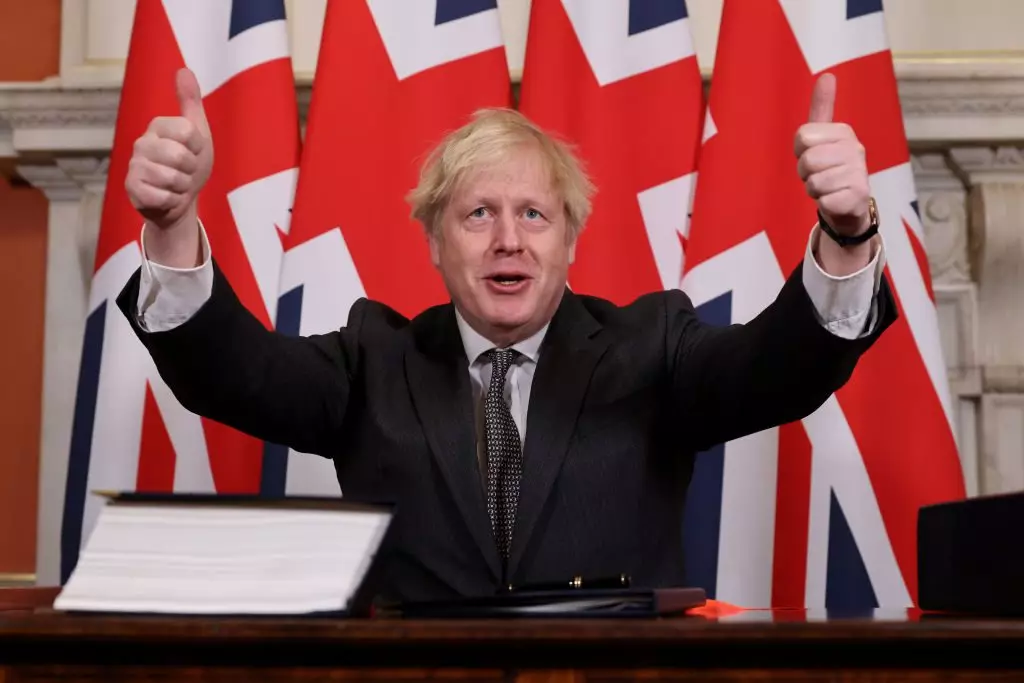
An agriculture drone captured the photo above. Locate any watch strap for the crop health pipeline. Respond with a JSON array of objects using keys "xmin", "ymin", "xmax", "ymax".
[{"xmin": 817, "ymin": 198, "xmax": 879, "ymax": 247}]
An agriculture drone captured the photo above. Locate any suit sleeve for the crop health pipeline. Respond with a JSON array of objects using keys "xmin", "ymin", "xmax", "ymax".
[
  {"xmin": 116, "ymin": 259, "xmax": 364, "ymax": 457},
  {"xmin": 668, "ymin": 263, "xmax": 898, "ymax": 453}
]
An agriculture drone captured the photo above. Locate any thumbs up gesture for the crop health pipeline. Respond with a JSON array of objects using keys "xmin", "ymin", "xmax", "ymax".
[
  {"xmin": 126, "ymin": 68, "xmax": 214, "ymax": 232},
  {"xmin": 794, "ymin": 73, "xmax": 871, "ymax": 238}
]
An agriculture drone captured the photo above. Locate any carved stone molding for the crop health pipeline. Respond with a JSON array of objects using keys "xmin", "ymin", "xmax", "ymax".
[
  {"xmin": 16, "ymin": 157, "xmax": 110, "ymax": 201},
  {"xmin": 897, "ymin": 62, "xmax": 1024, "ymax": 142},
  {"xmin": 950, "ymin": 147, "xmax": 1024, "ymax": 393},
  {"xmin": 911, "ymin": 153, "xmax": 971, "ymax": 284},
  {"xmin": 0, "ymin": 86, "xmax": 118, "ymax": 158}
]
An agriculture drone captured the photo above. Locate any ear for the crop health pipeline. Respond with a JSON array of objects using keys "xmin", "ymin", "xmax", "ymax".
[
  {"xmin": 428, "ymin": 232, "xmax": 441, "ymax": 268},
  {"xmin": 568, "ymin": 238, "xmax": 576, "ymax": 265}
]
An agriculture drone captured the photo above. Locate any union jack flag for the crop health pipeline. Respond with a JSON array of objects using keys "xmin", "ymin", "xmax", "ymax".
[
  {"xmin": 681, "ymin": 0, "xmax": 965, "ymax": 609},
  {"xmin": 262, "ymin": 0, "xmax": 512, "ymax": 496},
  {"xmin": 61, "ymin": 0, "xmax": 301, "ymax": 581},
  {"xmin": 518, "ymin": 0, "xmax": 704, "ymax": 303}
]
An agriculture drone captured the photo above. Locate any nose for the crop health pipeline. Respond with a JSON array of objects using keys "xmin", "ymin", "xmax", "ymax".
[{"xmin": 492, "ymin": 209, "xmax": 522, "ymax": 253}]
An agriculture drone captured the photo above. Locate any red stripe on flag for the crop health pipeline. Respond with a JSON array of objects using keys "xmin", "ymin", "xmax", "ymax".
[
  {"xmin": 772, "ymin": 421, "xmax": 812, "ymax": 608},
  {"xmin": 201, "ymin": 418, "xmax": 263, "ymax": 494},
  {"xmin": 519, "ymin": 0, "xmax": 704, "ymax": 304},
  {"xmin": 136, "ymin": 382, "xmax": 176, "ymax": 492}
]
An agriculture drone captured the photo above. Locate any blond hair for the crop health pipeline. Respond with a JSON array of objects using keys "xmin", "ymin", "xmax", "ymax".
[{"xmin": 407, "ymin": 108, "xmax": 595, "ymax": 240}]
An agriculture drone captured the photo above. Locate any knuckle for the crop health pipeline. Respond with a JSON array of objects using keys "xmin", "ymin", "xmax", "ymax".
[
  {"xmin": 155, "ymin": 163, "xmax": 176, "ymax": 187},
  {"xmin": 169, "ymin": 144, "xmax": 190, "ymax": 169},
  {"xmin": 806, "ymin": 175, "xmax": 822, "ymax": 197}
]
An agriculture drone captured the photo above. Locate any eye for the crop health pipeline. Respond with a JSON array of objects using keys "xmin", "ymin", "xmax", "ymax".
[
  {"xmin": 525, "ymin": 208, "xmax": 543, "ymax": 220},
  {"xmin": 469, "ymin": 207, "xmax": 488, "ymax": 219}
]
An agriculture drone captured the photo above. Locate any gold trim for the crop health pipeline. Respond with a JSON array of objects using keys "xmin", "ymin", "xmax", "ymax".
[{"xmin": 0, "ymin": 573, "xmax": 36, "ymax": 586}]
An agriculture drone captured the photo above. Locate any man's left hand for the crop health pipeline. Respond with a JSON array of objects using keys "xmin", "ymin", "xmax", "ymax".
[{"xmin": 795, "ymin": 73, "xmax": 875, "ymax": 275}]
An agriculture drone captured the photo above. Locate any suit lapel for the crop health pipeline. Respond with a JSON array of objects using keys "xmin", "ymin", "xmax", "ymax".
[
  {"xmin": 405, "ymin": 306, "xmax": 501, "ymax": 581},
  {"xmin": 508, "ymin": 291, "xmax": 609, "ymax": 580}
]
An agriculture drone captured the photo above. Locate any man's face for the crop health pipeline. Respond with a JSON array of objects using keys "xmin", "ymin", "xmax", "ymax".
[{"xmin": 429, "ymin": 145, "xmax": 576, "ymax": 346}]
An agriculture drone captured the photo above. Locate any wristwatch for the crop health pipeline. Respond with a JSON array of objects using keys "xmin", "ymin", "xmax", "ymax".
[{"xmin": 817, "ymin": 196, "xmax": 879, "ymax": 247}]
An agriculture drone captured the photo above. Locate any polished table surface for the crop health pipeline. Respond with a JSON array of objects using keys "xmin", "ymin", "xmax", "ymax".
[{"xmin": 1, "ymin": 591, "xmax": 1023, "ymax": 681}]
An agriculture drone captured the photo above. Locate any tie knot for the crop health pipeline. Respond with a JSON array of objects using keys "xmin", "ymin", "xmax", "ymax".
[
  {"xmin": 485, "ymin": 348, "xmax": 517, "ymax": 387},
  {"xmin": 487, "ymin": 347, "xmax": 517, "ymax": 373}
]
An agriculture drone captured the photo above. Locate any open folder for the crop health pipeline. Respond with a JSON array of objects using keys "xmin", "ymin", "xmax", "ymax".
[{"xmin": 379, "ymin": 586, "xmax": 706, "ymax": 618}]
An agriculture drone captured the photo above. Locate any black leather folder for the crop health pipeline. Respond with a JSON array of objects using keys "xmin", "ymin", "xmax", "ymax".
[
  {"xmin": 918, "ymin": 491, "xmax": 1024, "ymax": 615},
  {"xmin": 379, "ymin": 586, "xmax": 706, "ymax": 619}
]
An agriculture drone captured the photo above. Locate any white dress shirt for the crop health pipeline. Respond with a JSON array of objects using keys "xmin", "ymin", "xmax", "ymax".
[
  {"xmin": 136, "ymin": 222, "xmax": 886, "ymax": 475},
  {"xmin": 454, "ymin": 308, "xmax": 546, "ymax": 481}
]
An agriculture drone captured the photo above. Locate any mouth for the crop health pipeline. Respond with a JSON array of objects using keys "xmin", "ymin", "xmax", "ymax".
[{"xmin": 483, "ymin": 272, "xmax": 532, "ymax": 292}]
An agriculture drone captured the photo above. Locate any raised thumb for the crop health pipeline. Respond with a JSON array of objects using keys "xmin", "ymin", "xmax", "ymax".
[
  {"xmin": 175, "ymin": 68, "xmax": 209, "ymax": 135},
  {"xmin": 808, "ymin": 72, "xmax": 836, "ymax": 124}
]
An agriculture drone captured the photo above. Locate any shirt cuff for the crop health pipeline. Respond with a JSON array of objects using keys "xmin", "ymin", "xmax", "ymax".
[
  {"xmin": 801, "ymin": 225, "xmax": 886, "ymax": 340},
  {"xmin": 136, "ymin": 221, "xmax": 214, "ymax": 333}
]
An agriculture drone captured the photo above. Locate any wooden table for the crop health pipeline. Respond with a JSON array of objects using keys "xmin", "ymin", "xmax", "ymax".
[{"xmin": 2, "ymin": 600, "xmax": 1024, "ymax": 682}]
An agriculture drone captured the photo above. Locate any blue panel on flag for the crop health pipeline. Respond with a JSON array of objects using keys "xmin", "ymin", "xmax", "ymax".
[
  {"xmin": 846, "ymin": 0, "xmax": 883, "ymax": 19},
  {"xmin": 435, "ymin": 0, "xmax": 497, "ymax": 25},
  {"xmin": 260, "ymin": 286, "xmax": 305, "ymax": 497},
  {"xmin": 680, "ymin": 291, "xmax": 732, "ymax": 598},
  {"xmin": 911, "ymin": 200, "xmax": 921, "ymax": 220},
  {"xmin": 825, "ymin": 490, "xmax": 879, "ymax": 611},
  {"xmin": 61, "ymin": 303, "xmax": 107, "ymax": 583},
  {"xmin": 229, "ymin": 0, "xmax": 286, "ymax": 39},
  {"xmin": 682, "ymin": 442, "xmax": 724, "ymax": 597},
  {"xmin": 628, "ymin": 0, "xmax": 687, "ymax": 36}
]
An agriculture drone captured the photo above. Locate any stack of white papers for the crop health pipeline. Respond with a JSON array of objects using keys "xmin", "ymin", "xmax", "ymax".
[{"xmin": 54, "ymin": 495, "xmax": 392, "ymax": 616}]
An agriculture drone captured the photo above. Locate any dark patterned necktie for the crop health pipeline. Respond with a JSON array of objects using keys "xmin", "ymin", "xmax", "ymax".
[{"xmin": 483, "ymin": 348, "xmax": 522, "ymax": 562}]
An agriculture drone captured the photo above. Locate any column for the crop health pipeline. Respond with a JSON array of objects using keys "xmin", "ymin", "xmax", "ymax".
[
  {"xmin": 913, "ymin": 153, "xmax": 980, "ymax": 496},
  {"xmin": 950, "ymin": 147, "xmax": 1024, "ymax": 495},
  {"xmin": 16, "ymin": 158, "xmax": 107, "ymax": 587}
]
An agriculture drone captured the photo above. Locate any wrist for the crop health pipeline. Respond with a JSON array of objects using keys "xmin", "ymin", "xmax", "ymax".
[
  {"xmin": 814, "ymin": 227, "xmax": 876, "ymax": 277},
  {"xmin": 143, "ymin": 207, "xmax": 203, "ymax": 268}
]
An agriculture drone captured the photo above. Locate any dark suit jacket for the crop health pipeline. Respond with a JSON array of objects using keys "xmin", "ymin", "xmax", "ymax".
[{"xmin": 117, "ymin": 262, "xmax": 896, "ymax": 603}]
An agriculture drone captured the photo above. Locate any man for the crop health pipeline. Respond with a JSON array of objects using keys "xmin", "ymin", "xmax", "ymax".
[{"xmin": 119, "ymin": 68, "xmax": 894, "ymax": 603}]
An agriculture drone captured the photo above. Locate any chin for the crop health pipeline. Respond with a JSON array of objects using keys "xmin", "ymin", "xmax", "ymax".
[{"xmin": 480, "ymin": 302, "xmax": 535, "ymax": 331}]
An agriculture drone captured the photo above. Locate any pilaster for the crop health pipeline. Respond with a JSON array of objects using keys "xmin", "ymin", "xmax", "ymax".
[
  {"xmin": 16, "ymin": 158, "xmax": 108, "ymax": 588},
  {"xmin": 950, "ymin": 146, "xmax": 1024, "ymax": 494}
]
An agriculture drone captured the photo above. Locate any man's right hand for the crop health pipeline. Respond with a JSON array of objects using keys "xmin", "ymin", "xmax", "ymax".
[{"xmin": 126, "ymin": 68, "xmax": 213, "ymax": 267}]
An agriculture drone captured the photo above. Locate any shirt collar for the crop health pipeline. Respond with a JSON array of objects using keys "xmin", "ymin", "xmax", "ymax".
[{"xmin": 454, "ymin": 307, "xmax": 548, "ymax": 365}]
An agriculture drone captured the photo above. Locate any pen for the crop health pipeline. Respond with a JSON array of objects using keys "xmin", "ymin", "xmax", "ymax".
[{"xmin": 506, "ymin": 573, "xmax": 631, "ymax": 592}]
